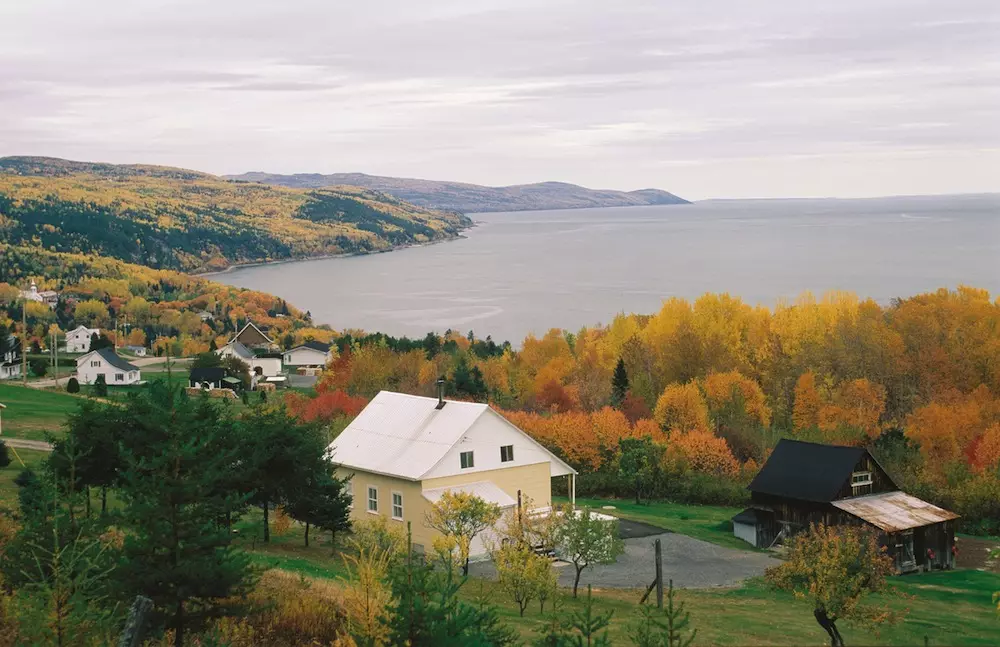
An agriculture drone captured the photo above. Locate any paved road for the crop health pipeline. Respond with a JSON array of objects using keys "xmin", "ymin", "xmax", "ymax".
[
  {"xmin": 3, "ymin": 437, "xmax": 53, "ymax": 452},
  {"xmin": 470, "ymin": 532, "xmax": 780, "ymax": 590}
]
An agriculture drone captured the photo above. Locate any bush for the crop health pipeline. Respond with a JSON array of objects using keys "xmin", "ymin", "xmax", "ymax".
[
  {"xmin": 66, "ymin": 377, "xmax": 80, "ymax": 393},
  {"xmin": 0, "ymin": 441, "xmax": 10, "ymax": 469},
  {"xmin": 28, "ymin": 359, "xmax": 46, "ymax": 378}
]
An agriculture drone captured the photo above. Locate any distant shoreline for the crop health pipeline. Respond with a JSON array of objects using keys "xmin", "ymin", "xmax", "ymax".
[{"xmin": 194, "ymin": 227, "xmax": 473, "ymax": 278}]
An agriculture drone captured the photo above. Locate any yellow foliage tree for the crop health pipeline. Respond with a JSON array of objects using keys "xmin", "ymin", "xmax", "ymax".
[{"xmin": 653, "ymin": 382, "xmax": 709, "ymax": 433}]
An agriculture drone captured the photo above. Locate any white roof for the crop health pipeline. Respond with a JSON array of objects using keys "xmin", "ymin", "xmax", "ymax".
[
  {"xmin": 329, "ymin": 391, "xmax": 489, "ymax": 480},
  {"xmin": 422, "ymin": 481, "xmax": 516, "ymax": 508},
  {"xmin": 832, "ymin": 491, "xmax": 959, "ymax": 533}
]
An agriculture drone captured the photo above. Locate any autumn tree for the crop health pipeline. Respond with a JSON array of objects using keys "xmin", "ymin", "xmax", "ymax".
[
  {"xmin": 653, "ymin": 382, "xmax": 709, "ymax": 433},
  {"xmin": 424, "ymin": 491, "xmax": 502, "ymax": 576},
  {"xmin": 492, "ymin": 541, "xmax": 554, "ymax": 617},
  {"xmin": 73, "ymin": 300, "xmax": 110, "ymax": 328},
  {"xmin": 793, "ymin": 371, "xmax": 822, "ymax": 432},
  {"xmin": 554, "ymin": 507, "xmax": 624, "ymax": 597},
  {"xmin": 766, "ymin": 523, "xmax": 900, "ymax": 646}
]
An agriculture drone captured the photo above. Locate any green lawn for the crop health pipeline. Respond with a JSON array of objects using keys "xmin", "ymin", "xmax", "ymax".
[
  {"xmin": 0, "ymin": 383, "xmax": 83, "ymax": 440},
  {"xmin": 562, "ymin": 496, "xmax": 751, "ymax": 551},
  {"xmin": 0, "ymin": 448, "xmax": 48, "ymax": 509}
]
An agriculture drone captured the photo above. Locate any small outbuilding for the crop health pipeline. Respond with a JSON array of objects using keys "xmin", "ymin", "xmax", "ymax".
[
  {"xmin": 283, "ymin": 341, "xmax": 332, "ymax": 368},
  {"xmin": 736, "ymin": 439, "xmax": 958, "ymax": 573},
  {"xmin": 189, "ymin": 367, "xmax": 227, "ymax": 390}
]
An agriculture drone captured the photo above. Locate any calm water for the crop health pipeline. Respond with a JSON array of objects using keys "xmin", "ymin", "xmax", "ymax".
[{"xmin": 215, "ymin": 195, "xmax": 1000, "ymax": 343}]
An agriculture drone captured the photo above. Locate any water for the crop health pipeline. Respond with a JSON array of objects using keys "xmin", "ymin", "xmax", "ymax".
[{"xmin": 214, "ymin": 194, "xmax": 1000, "ymax": 343}]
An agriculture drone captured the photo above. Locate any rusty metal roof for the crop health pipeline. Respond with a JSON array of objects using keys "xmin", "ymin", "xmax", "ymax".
[{"xmin": 832, "ymin": 491, "xmax": 959, "ymax": 532}]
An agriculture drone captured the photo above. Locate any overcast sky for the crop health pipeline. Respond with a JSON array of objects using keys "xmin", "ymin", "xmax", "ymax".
[{"xmin": 2, "ymin": 0, "xmax": 998, "ymax": 199}]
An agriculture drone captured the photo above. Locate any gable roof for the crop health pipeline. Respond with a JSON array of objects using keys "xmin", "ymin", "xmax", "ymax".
[
  {"xmin": 292, "ymin": 340, "xmax": 331, "ymax": 353},
  {"xmin": 832, "ymin": 491, "xmax": 958, "ymax": 532},
  {"xmin": 748, "ymin": 439, "xmax": 886, "ymax": 503},
  {"xmin": 67, "ymin": 325, "xmax": 97, "ymax": 336},
  {"xmin": 77, "ymin": 347, "xmax": 140, "ymax": 372},
  {"xmin": 219, "ymin": 341, "xmax": 254, "ymax": 360},
  {"xmin": 328, "ymin": 391, "xmax": 575, "ymax": 481},
  {"xmin": 230, "ymin": 320, "xmax": 273, "ymax": 345}
]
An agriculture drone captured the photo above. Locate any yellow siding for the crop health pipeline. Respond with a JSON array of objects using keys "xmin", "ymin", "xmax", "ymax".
[
  {"xmin": 337, "ymin": 462, "xmax": 556, "ymax": 554},
  {"xmin": 421, "ymin": 462, "xmax": 553, "ymax": 511},
  {"xmin": 335, "ymin": 468, "xmax": 437, "ymax": 551}
]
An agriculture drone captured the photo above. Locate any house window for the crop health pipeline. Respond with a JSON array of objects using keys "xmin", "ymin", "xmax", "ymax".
[
  {"xmin": 460, "ymin": 451, "xmax": 475, "ymax": 469},
  {"xmin": 346, "ymin": 478, "xmax": 354, "ymax": 509},
  {"xmin": 115, "ymin": 373, "xmax": 124, "ymax": 382},
  {"xmin": 367, "ymin": 486, "xmax": 378, "ymax": 513},
  {"xmin": 500, "ymin": 445, "xmax": 514, "ymax": 463},
  {"xmin": 392, "ymin": 492, "xmax": 403, "ymax": 520},
  {"xmin": 91, "ymin": 361, "xmax": 101, "ymax": 367}
]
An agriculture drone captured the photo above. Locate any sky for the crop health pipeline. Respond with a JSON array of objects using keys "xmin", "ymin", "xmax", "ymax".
[{"xmin": 1, "ymin": 0, "xmax": 998, "ymax": 200}]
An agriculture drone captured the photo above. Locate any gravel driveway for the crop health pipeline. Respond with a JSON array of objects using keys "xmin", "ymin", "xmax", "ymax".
[{"xmin": 470, "ymin": 531, "xmax": 780, "ymax": 590}]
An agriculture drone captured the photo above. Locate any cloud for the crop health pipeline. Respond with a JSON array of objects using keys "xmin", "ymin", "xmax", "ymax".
[{"xmin": 0, "ymin": 0, "xmax": 997, "ymax": 198}]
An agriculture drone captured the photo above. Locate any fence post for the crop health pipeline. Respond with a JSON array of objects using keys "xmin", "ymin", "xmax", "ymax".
[
  {"xmin": 655, "ymin": 538, "xmax": 663, "ymax": 609},
  {"xmin": 117, "ymin": 595, "xmax": 153, "ymax": 647}
]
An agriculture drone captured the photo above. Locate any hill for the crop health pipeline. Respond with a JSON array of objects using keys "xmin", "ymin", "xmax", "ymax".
[
  {"xmin": 226, "ymin": 171, "xmax": 690, "ymax": 213},
  {"xmin": 0, "ymin": 156, "xmax": 471, "ymax": 273}
]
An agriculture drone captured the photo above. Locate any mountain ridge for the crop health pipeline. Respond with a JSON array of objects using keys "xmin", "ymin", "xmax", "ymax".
[{"xmin": 225, "ymin": 171, "xmax": 689, "ymax": 213}]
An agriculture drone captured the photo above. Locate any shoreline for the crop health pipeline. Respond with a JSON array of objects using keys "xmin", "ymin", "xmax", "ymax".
[{"xmin": 194, "ymin": 224, "xmax": 475, "ymax": 278}]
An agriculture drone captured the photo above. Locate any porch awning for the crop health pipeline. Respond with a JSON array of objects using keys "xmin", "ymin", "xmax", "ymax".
[
  {"xmin": 832, "ymin": 491, "xmax": 959, "ymax": 533},
  {"xmin": 422, "ymin": 481, "xmax": 517, "ymax": 508}
]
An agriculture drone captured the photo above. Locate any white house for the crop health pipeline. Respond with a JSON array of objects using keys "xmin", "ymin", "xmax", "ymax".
[
  {"xmin": 1, "ymin": 335, "xmax": 21, "ymax": 381},
  {"xmin": 75, "ymin": 348, "xmax": 141, "ymax": 385},
  {"xmin": 217, "ymin": 340, "xmax": 282, "ymax": 379},
  {"xmin": 328, "ymin": 389, "xmax": 577, "ymax": 559},
  {"xmin": 283, "ymin": 341, "xmax": 333, "ymax": 368},
  {"xmin": 65, "ymin": 325, "xmax": 100, "ymax": 354}
]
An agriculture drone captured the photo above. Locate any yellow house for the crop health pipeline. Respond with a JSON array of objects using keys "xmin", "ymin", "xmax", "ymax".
[{"xmin": 328, "ymin": 390, "xmax": 577, "ymax": 558}]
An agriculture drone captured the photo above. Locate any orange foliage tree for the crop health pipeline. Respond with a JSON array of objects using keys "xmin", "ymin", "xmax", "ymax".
[{"xmin": 653, "ymin": 382, "xmax": 709, "ymax": 433}]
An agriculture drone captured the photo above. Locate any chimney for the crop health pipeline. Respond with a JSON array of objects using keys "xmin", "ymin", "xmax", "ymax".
[{"xmin": 435, "ymin": 378, "xmax": 446, "ymax": 409}]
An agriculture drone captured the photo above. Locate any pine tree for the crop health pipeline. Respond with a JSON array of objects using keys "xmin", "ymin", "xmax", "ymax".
[
  {"xmin": 611, "ymin": 358, "xmax": 630, "ymax": 408},
  {"xmin": 565, "ymin": 585, "xmax": 613, "ymax": 646},
  {"xmin": 114, "ymin": 384, "xmax": 254, "ymax": 646},
  {"xmin": 0, "ymin": 440, "xmax": 10, "ymax": 469},
  {"xmin": 628, "ymin": 580, "xmax": 697, "ymax": 647},
  {"xmin": 285, "ymin": 472, "xmax": 351, "ymax": 550},
  {"xmin": 92, "ymin": 374, "xmax": 108, "ymax": 397}
]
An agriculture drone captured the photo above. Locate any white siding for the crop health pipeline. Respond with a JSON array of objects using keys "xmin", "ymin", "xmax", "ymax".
[
  {"xmin": 249, "ymin": 357, "xmax": 282, "ymax": 377},
  {"xmin": 734, "ymin": 522, "xmax": 757, "ymax": 546},
  {"xmin": 283, "ymin": 347, "xmax": 328, "ymax": 366},
  {"xmin": 421, "ymin": 409, "xmax": 571, "ymax": 480}
]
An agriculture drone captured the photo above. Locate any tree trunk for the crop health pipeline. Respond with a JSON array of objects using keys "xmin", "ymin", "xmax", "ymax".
[
  {"xmin": 173, "ymin": 600, "xmax": 184, "ymax": 647},
  {"xmin": 462, "ymin": 557, "xmax": 470, "ymax": 576},
  {"xmin": 304, "ymin": 522, "xmax": 310, "ymax": 548},
  {"xmin": 573, "ymin": 564, "xmax": 584, "ymax": 597},
  {"xmin": 85, "ymin": 486, "xmax": 91, "ymax": 518},
  {"xmin": 262, "ymin": 500, "xmax": 270, "ymax": 543},
  {"xmin": 331, "ymin": 529, "xmax": 336, "ymax": 555},
  {"xmin": 814, "ymin": 609, "xmax": 843, "ymax": 647},
  {"xmin": 101, "ymin": 487, "xmax": 107, "ymax": 515}
]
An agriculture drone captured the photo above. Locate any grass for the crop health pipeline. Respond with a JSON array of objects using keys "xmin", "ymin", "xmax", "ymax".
[
  {"xmin": 562, "ymin": 496, "xmax": 751, "ymax": 551},
  {"xmin": 0, "ymin": 448, "xmax": 48, "ymax": 509},
  {"xmin": 0, "ymin": 382, "xmax": 83, "ymax": 440}
]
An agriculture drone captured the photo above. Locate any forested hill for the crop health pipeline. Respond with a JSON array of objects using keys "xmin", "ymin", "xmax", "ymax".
[
  {"xmin": 0, "ymin": 156, "xmax": 471, "ymax": 273},
  {"xmin": 225, "ymin": 171, "xmax": 690, "ymax": 213}
]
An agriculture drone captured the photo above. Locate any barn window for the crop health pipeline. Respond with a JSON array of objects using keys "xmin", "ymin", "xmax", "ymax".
[
  {"xmin": 460, "ymin": 451, "xmax": 475, "ymax": 469},
  {"xmin": 500, "ymin": 445, "xmax": 514, "ymax": 463},
  {"xmin": 851, "ymin": 471, "xmax": 873, "ymax": 495},
  {"xmin": 392, "ymin": 492, "xmax": 403, "ymax": 520},
  {"xmin": 367, "ymin": 486, "xmax": 378, "ymax": 513}
]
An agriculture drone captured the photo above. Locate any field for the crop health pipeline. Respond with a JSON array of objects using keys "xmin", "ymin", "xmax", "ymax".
[{"xmin": 0, "ymin": 383, "xmax": 81, "ymax": 440}]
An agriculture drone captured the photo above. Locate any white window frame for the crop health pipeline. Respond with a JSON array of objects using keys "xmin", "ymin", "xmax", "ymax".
[
  {"xmin": 91, "ymin": 360, "xmax": 101, "ymax": 367},
  {"xmin": 391, "ymin": 491, "xmax": 403, "ymax": 521},
  {"xmin": 460, "ymin": 451, "xmax": 474, "ymax": 469},
  {"xmin": 500, "ymin": 445, "xmax": 514, "ymax": 463},
  {"xmin": 367, "ymin": 486, "xmax": 378, "ymax": 514},
  {"xmin": 115, "ymin": 373, "xmax": 124, "ymax": 382},
  {"xmin": 851, "ymin": 471, "xmax": 873, "ymax": 486}
]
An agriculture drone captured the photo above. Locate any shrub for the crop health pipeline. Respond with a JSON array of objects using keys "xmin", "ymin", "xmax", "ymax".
[
  {"xmin": 66, "ymin": 377, "xmax": 80, "ymax": 393},
  {"xmin": 0, "ymin": 441, "xmax": 10, "ymax": 469},
  {"xmin": 92, "ymin": 375, "xmax": 108, "ymax": 397},
  {"xmin": 28, "ymin": 359, "xmax": 47, "ymax": 378}
]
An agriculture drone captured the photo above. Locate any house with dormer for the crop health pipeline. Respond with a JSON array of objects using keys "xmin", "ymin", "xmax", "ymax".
[{"xmin": 328, "ymin": 389, "xmax": 577, "ymax": 559}]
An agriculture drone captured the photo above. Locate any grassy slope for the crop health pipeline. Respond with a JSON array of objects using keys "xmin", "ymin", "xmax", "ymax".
[
  {"xmin": 0, "ymin": 448, "xmax": 47, "ymax": 509},
  {"xmin": 565, "ymin": 496, "xmax": 750, "ymax": 551},
  {"xmin": 0, "ymin": 383, "xmax": 80, "ymax": 440}
]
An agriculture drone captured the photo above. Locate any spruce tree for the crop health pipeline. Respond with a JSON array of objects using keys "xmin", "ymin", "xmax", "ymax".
[
  {"xmin": 611, "ymin": 358, "xmax": 629, "ymax": 408},
  {"xmin": 114, "ymin": 384, "xmax": 254, "ymax": 646},
  {"xmin": 0, "ymin": 439, "xmax": 10, "ymax": 469}
]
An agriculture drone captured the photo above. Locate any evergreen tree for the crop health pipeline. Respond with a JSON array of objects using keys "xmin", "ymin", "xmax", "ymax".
[
  {"xmin": 92, "ymin": 374, "xmax": 108, "ymax": 397},
  {"xmin": 0, "ymin": 439, "xmax": 10, "ymax": 469},
  {"xmin": 57, "ymin": 399, "xmax": 124, "ymax": 515},
  {"xmin": 285, "ymin": 471, "xmax": 352, "ymax": 550},
  {"xmin": 611, "ymin": 358, "xmax": 629, "ymax": 408},
  {"xmin": 114, "ymin": 384, "xmax": 254, "ymax": 646},
  {"xmin": 565, "ymin": 585, "xmax": 613, "ymax": 646},
  {"xmin": 66, "ymin": 377, "xmax": 80, "ymax": 393},
  {"xmin": 89, "ymin": 333, "xmax": 114, "ymax": 352}
]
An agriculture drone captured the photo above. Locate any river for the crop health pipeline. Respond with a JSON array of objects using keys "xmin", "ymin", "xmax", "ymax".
[{"xmin": 213, "ymin": 194, "xmax": 1000, "ymax": 343}]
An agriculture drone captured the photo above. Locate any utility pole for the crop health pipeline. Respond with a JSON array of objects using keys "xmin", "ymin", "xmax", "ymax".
[
  {"xmin": 52, "ymin": 327, "xmax": 59, "ymax": 386},
  {"xmin": 20, "ymin": 287, "xmax": 27, "ymax": 387}
]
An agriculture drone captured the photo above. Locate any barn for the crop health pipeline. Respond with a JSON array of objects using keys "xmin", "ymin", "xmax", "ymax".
[{"xmin": 734, "ymin": 439, "xmax": 958, "ymax": 573}]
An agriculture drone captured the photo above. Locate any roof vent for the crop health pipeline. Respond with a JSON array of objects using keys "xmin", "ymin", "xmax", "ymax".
[{"xmin": 435, "ymin": 378, "xmax": 446, "ymax": 409}]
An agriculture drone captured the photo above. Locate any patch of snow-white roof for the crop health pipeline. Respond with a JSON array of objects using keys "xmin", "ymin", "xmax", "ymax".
[
  {"xmin": 422, "ymin": 481, "xmax": 516, "ymax": 507},
  {"xmin": 329, "ymin": 391, "xmax": 488, "ymax": 480},
  {"xmin": 832, "ymin": 491, "xmax": 959, "ymax": 533}
]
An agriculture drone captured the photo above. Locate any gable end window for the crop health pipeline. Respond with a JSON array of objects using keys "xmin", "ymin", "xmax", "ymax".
[
  {"xmin": 851, "ymin": 471, "xmax": 873, "ymax": 486},
  {"xmin": 500, "ymin": 445, "xmax": 514, "ymax": 463},
  {"xmin": 460, "ymin": 451, "xmax": 475, "ymax": 469},
  {"xmin": 392, "ymin": 492, "xmax": 403, "ymax": 520},
  {"xmin": 367, "ymin": 486, "xmax": 378, "ymax": 513},
  {"xmin": 91, "ymin": 361, "xmax": 101, "ymax": 367}
]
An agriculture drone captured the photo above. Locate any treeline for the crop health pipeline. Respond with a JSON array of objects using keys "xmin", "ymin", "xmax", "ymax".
[
  {"xmin": 306, "ymin": 287, "xmax": 1000, "ymax": 533},
  {"xmin": 0, "ymin": 159, "xmax": 470, "ymax": 272}
]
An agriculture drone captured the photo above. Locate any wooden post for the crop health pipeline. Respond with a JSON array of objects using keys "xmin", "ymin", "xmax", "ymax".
[
  {"xmin": 117, "ymin": 595, "xmax": 153, "ymax": 647},
  {"xmin": 654, "ymin": 538, "xmax": 663, "ymax": 609}
]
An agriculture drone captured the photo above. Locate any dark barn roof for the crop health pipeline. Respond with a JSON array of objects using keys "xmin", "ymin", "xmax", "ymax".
[
  {"xmin": 189, "ymin": 367, "xmax": 226, "ymax": 383},
  {"xmin": 749, "ymin": 439, "xmax": 883, "ymax": 503},
  {"xmin": 298, "ymin": 340, "xmax": 331, "ymax": 353}
]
